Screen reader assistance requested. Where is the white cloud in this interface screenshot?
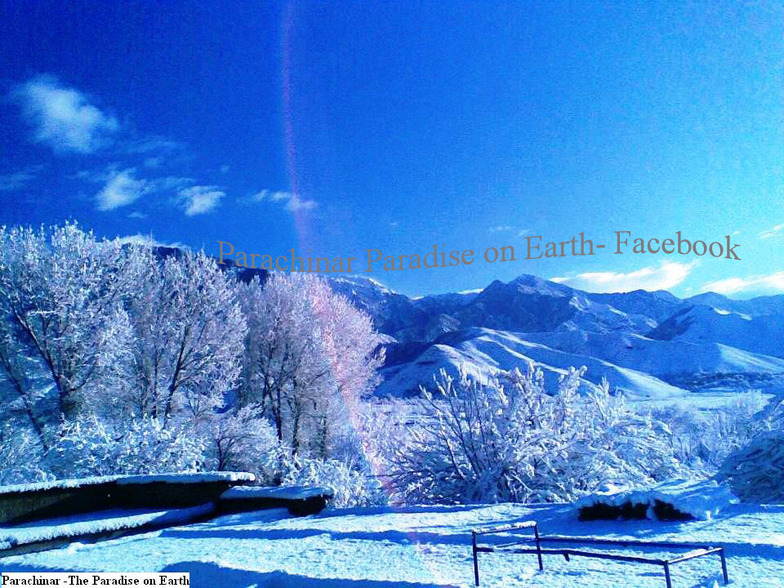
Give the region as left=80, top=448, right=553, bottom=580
left=14, top=75, right=119, bottom=154
left=246, top=189, right=317, bottom=212
left=96, top=169, right=149, bottom=211
left=701, top=272, right=784, bottom=295
left=551, top=261, right=697, bottom=293
left=286, top=193, right=317, bottom=211
left=760, top=223, right=784, bottom=240
left=0, top=165, right=44, bottom=191
left=179, top=185, right=224, bottom=216
left=152, top=175, right=194, bottom=191
left=81, top=165, right=193, bottom=212
left=248, top=189, right=289, bottom=203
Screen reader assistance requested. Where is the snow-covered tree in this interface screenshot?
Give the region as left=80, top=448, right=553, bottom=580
left=0, top=225, right=252, bottom=483
left=0, top=223, right=141, bottom=422
left=119, top=250, right=247, bottom=425
left=239, top=273, right=384, bottom=458
left=0, top=315, right=50, bottom=447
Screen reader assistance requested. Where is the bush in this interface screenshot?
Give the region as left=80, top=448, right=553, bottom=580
left=0, top=424, right=51, bottom=485
left=387, top=365, right=681, bottom=504
left=48, top=416, right=208, bottom=477
left=650, top=391, right=765, bottom=473
left=208, top=405, right=287, bottom=485
left=284, top=456, right=386, bottom=508
left=718, top=398, right=784, bottom=503
left=719, top=430, right=784, bottom=503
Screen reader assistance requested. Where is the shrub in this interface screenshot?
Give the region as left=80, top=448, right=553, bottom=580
left=387, top=365, right=681, bottom=504
left=48, top=416, right=207, bottom=477
left=0, top=424, right=51, bottom=485
left=284, top=456, right=386, bottom=508
left=719, top=430, right=784, bottom=503
left=718, top=398, right=784, bottom=503
left=650, top=391, right=766, bottom=473
left=208, top=405, right=287, bottom=485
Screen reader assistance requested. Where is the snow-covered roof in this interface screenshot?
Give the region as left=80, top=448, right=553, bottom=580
left=0, top=476, right=120, bottom=496
left=0, top=504, right=214, bottom=548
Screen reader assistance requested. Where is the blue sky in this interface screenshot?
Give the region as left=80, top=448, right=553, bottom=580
left=1, top=0, right=783, bottom=298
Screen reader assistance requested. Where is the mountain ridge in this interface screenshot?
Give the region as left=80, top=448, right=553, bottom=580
left=322, top=270, right=784, bottom=401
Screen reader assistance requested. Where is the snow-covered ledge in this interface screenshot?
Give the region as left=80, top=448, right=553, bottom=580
left=220, top=485, right=331, bottom=500
left=0, top=471, right=256, bottom=496
left=576, top=479, right=738, bottom=522
left=219, top=485, right=334, bottom=516
left=0, top=472, right=256, bottom=526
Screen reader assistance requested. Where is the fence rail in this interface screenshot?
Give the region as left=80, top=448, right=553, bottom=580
left=471, top=521, right=729, bottom=588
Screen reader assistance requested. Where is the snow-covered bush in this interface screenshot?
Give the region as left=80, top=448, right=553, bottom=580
left=387, top=365, right=681, bottom=505
left=651, top=391, right=765, bottom=473
left=718, top=398, right=784, bottom=503
left=208, top=406, right=287, bottom=485
left=284, top=456, right=386, bottom=508
left=719, top=430, right=784, bottom=503
left=0, top=423, right=51, bottom=485
left=48, top=417, right=207, bottom=477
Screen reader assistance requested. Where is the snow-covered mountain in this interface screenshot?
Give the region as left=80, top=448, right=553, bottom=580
left=378, top=328, right=692, bottom=402
left=324, top=271, right=784, bottom=400
left=586, top=289, right=682, bottom=324
left=648, top=304, right=784, bottom=358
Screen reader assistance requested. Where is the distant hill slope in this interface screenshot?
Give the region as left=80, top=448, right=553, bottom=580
left=648, top=304, right=784, bottom=358
left=377, top=327, right=691, bottom=402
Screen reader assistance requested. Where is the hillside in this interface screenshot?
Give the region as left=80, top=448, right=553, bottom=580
left=321, top=269, right=784, bottom=401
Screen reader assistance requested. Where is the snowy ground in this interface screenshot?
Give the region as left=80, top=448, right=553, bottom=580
left=2, top=502, right=783, bottom=587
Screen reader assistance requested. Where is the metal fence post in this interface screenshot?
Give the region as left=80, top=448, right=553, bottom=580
left=533, top=523, right=544, bottom=571
left=663, top=562, right=672, bottom=588
left=472, top=530, right=480, bottom=586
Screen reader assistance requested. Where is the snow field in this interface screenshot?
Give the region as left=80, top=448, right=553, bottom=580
left=3, top=502, right=783, bottom=587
